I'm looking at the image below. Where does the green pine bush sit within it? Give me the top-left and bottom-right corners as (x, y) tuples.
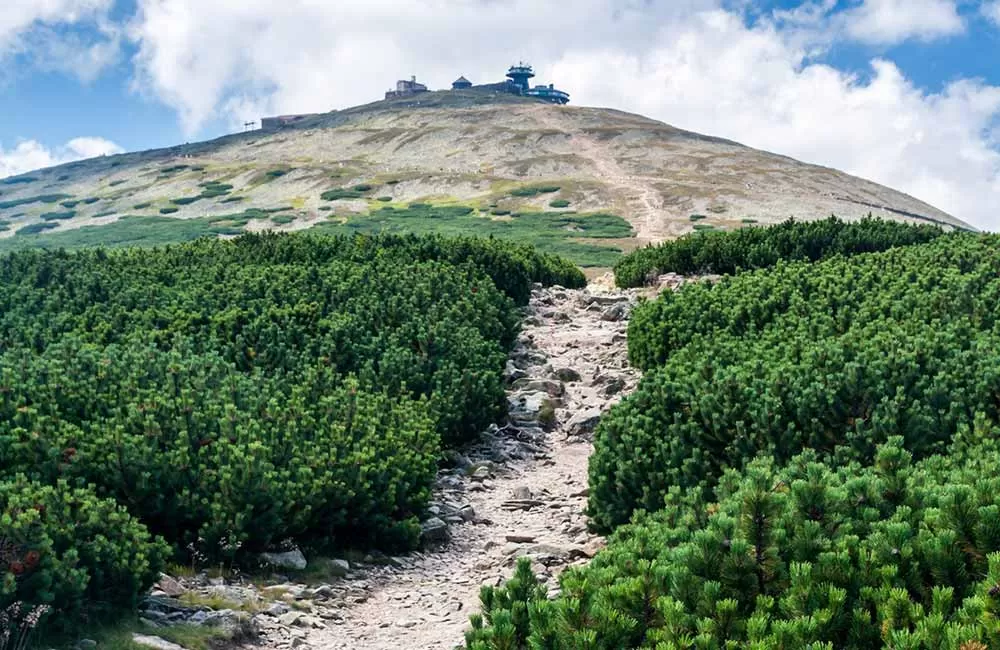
(613, 216), (948, 287)
(593, 235), (1000, 529)
(468, 435), (1000, 649)
(0, 476), (168, 631)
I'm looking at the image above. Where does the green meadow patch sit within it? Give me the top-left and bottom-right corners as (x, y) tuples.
(313, 204), (632, 266)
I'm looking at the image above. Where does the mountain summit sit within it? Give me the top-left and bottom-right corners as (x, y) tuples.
(0, 90), (969, 259)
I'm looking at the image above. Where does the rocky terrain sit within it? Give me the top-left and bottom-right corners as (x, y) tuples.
(122, 276), (668, 650)
(0, 91), (970, 256)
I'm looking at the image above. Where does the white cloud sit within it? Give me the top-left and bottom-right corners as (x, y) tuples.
(0, 137), (124, 179)
(840, 0), (964, 44)
(0, 0), (118, 81)
(120, 1), (1000, 230)
(984, 1), (1000, 25)
(126, 0), (716, 134)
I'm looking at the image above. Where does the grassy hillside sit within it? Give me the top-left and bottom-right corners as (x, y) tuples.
(0, 95), (969, 263)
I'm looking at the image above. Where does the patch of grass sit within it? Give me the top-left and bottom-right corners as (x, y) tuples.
(510, 184), (561, 197)
(742, 218), (759, 224)
(198, 182), (234, 199)
(40, 211), (77, 221)
(491, 208), (511, 216)
(311, 203), (632, 267)
(57, 175), (70, 181)
(0, 202), (632, 267)
(190, 165), (205, 172)
(2, 176), (37, 185)
(60, 200), (81, 209)
(266, 169), (290, 178)
(221, 196), (245, 203)
(386, 179), (401, 185)
(109, 180), (127, 187)
(538, 398), (557, 431)
(83, 197), (101, 204)
(689, 214), (707, 221)
(18, 222), (59, 235)
(549, 199), (571, 208)
(133, 202), (153, 210)
(41, 618), (229, 650)
(93, 211), (116, 218)
(693, 223), (716, 231)
(321, 189), (365, 201)
(161, 165), (189, 173)
(376, 196), (393, 202)
(160, 207), (179, 214)
(0, 194), (73, 210)
(0, 215), (248, 252)
(353, 184), (374, 192)
(271, 214), (296, 225)
(318, 206), (333, 211)
(171, 196), (202, 206)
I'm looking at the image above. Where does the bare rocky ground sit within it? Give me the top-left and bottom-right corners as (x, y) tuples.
(130, 280), (645, 650)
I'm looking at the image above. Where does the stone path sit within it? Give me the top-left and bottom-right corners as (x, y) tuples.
(139, 281), (642, 650)
(285, 282), (640, 649)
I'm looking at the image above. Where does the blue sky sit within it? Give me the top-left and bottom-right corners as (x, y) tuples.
(2, 0), (999, 229)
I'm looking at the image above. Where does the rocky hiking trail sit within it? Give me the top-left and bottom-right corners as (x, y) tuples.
(133, 281), (645, 650)
(282, 281), (640, 649)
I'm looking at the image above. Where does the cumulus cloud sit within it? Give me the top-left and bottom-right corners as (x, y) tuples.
(0, 0), (119, 81)
(839, 0), (964, 44)
(125, 0), (716, 134)
(0, 137), (124, 179)
(118, 1), (1000, 230)
(2, 1), (996, 228)
(984, 1), (1000, 25)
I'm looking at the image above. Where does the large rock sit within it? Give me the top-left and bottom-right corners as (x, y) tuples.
(551, 367), (582, 383)
(329, 558), (351, 577)
(261, 549), (307, 571)
(504, 360), (528, 383)
(203, 609), (257, 637)
(600, 304), (629, 322)
(132, 636), (186, 650)
(154, 574), (185, 597)
(508, 391), (558, 425)
(512, 378), (565, 397)
(567, 408), (603, 437)
(420, 517), (449, 544)
(579, 293), (626, 307)
(601, 377), (627, 397)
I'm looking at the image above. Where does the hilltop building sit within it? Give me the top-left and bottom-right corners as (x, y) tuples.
(385, 76), (429, 100)
(260, 64), (569, 130)
(505, 64), (535, 94)
(470, 63), (570, 105)
(387, 64), (569, 105)
(525, 83), (570, 105)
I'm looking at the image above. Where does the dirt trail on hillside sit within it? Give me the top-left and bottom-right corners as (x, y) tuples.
(248, 282), (640, 650)
(530, 105), (668, 244)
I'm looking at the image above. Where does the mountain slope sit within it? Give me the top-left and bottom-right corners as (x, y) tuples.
(0, 90), (970, 263)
